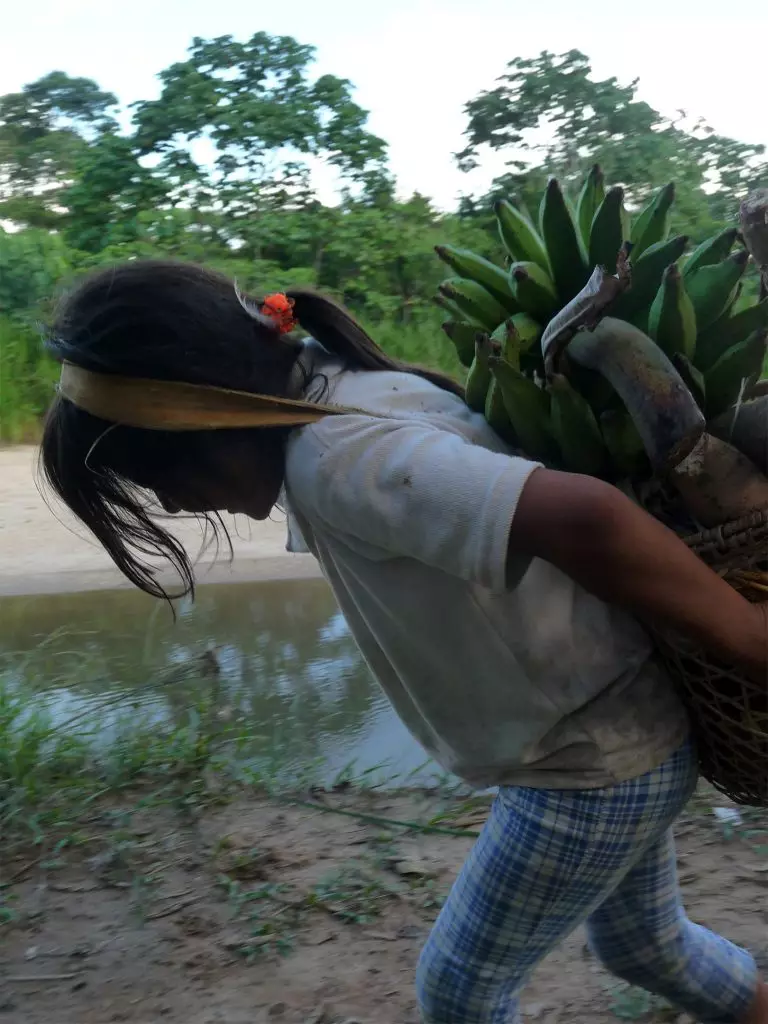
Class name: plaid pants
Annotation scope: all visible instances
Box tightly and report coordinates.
[416,742,758,1023]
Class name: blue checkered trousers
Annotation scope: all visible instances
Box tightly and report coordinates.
[416,741,758,1023]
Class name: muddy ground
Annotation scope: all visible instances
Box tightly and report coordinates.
[1,787,767,1024]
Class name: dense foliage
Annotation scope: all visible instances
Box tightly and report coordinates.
[1,40,764,439]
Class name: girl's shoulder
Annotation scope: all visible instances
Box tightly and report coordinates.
[313,366,512,456]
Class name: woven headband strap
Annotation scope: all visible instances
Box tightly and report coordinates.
[58,362,362,431]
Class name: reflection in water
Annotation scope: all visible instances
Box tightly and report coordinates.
[0,579,443,787]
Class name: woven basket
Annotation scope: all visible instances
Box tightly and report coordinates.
[651,508,768,807]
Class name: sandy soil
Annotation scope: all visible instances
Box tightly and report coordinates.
[0,447,320,597]
[1,789,766,1024]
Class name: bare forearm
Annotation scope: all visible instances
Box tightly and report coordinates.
[511,468,766,677]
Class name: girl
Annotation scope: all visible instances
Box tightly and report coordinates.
[41,260,767,1024]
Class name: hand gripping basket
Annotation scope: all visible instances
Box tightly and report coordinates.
[651,508,768,807]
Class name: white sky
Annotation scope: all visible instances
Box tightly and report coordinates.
[1,0,767,210]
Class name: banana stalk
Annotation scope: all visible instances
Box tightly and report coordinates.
[669,432,768,527]
[565,317,705,472]
[708,395,768,475]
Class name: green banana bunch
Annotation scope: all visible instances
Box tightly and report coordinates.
[488,357,559,464]
[495,200,551,272]
[576,164,605,249]
[630,183,675,258]
[432,168,768,490]
[539,178,590,303]
[589,186,629,274]
[549,373,611,477]
[509,262,558,322]
[439,279,509,331]
[435,245,519,312]
[647,263,697,360]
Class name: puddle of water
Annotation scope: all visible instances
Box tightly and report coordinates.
[0,578,448,788]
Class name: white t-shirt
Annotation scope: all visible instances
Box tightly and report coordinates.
[283,350,690,789]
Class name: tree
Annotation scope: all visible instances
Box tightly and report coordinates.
[130,32,388,226]
[0,72,117,228]
[458,50,768,237]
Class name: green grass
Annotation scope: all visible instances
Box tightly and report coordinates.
[365,315,463,379]
[0,316,58,442]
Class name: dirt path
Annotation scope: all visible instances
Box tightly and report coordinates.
[0,447,320,597]
[1,789,766,1024]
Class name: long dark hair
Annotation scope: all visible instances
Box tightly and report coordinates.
[40,259,463,599]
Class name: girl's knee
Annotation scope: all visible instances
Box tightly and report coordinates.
[589,926,688,985]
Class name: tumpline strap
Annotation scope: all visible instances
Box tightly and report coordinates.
[58,362,366,431]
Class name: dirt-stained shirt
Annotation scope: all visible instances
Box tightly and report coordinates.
[282,349,690,790]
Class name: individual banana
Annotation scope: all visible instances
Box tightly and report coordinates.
[539,178,590,303]
[508,312,543,356]
[694,296,768,371]
[610,235,689,323]
[465,334,496,412]
[491,319,521,366]
[435,245,520,312]
[488,357,559,463]
[576,164,605,250]
[439,279,509,331]
[485,324,520,445]
[588,186,629,274]
[630,183,675,258]
[671,353,706,411]
[685,249,751,331]
[435,292,476,323]
[441,320,478,368]
[682,227,739,279]
[548,373,611,477]
[494,199,551,273]
[704,328,768,418]
[647,263,697,360]
[599,407,651,480]
[509,262,558,322]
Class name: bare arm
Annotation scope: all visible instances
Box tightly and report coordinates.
[510,468,767,681]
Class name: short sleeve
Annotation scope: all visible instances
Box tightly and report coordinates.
[284,414,542,592]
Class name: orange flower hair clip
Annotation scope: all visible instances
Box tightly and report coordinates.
[260,293,298,334]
